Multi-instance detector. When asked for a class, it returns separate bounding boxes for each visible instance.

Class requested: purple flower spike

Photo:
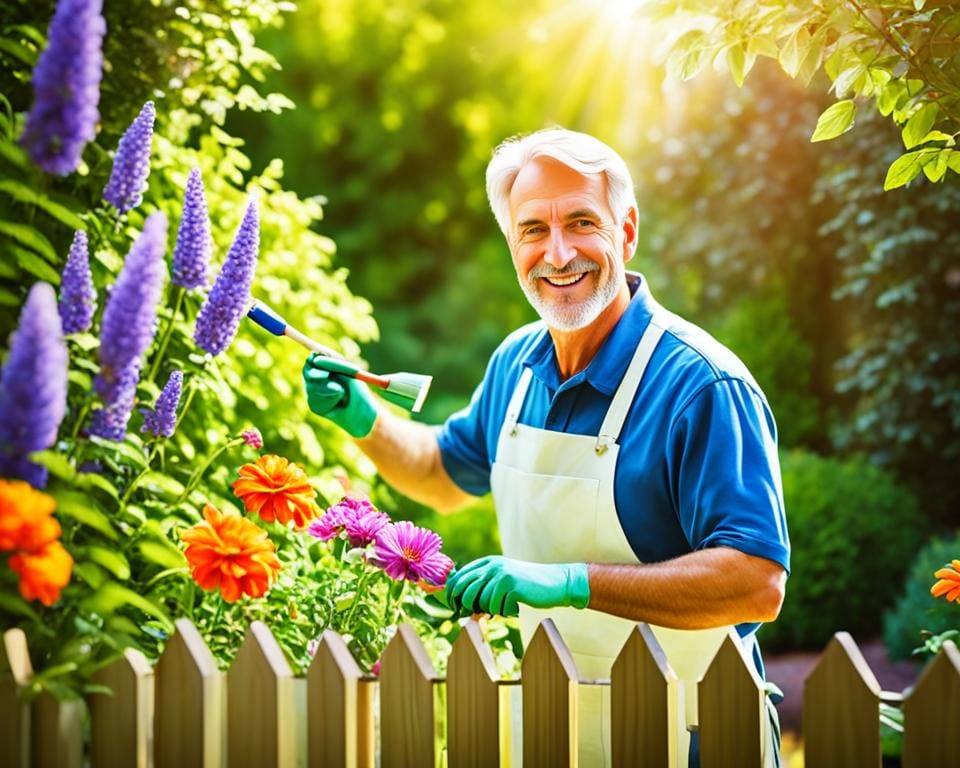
[103,101,156,214]
[194,199,259,356]
[370,521,454,585]
[59,230,96,334]
[95,212,167,404]
[172,168,211,290]
[141,369,183,439]
[89,362,140,441]
[0,283,69,488]
[20,0,105,175]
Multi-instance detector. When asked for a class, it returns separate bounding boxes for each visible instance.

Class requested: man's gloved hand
[445,555,590,617]
[302,354,377,438]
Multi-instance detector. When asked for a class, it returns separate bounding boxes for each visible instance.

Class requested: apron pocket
[491,462,600,563]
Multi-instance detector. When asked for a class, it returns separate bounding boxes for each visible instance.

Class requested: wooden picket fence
[1,617,958,767]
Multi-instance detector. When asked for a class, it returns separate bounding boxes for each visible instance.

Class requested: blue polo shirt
[437,271,790,586]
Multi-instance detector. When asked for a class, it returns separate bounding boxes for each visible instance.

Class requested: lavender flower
[370,521,454,586]
[0,283,68,488]
[141,369,183,438]
[172,168,212,290]
[96,212,167,387]
[20,0,105,175]
[58,230,96,333]
[102,101,155,214]
[194,199,259,355]
[89,362,139,441]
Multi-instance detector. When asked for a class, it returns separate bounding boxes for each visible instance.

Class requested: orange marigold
[931,559,960,603]
[0,479,60,552]
[181,504,282,602]
[232,454,320,529]
[9,540,73,606]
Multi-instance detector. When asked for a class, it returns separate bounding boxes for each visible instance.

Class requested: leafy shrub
[883,531,960,661]
[760,449,925,651]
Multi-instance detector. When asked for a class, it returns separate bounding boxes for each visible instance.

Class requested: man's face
[507,156,634,331]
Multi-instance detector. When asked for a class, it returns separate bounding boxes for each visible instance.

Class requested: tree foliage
[648,0,960,188]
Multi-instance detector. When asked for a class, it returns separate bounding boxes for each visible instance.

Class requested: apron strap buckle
[594,435,615,455]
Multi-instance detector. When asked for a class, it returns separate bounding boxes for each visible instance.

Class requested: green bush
[760,450,925,651]
[883,531,960,661]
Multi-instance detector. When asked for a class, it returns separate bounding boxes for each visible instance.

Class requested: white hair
[485,127,638,240]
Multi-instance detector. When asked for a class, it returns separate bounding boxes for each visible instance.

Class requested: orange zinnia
[232,454,320,529]
[9,540,73,606]
[181,504,282,602]
[931,559,960,603]
[0,479,61,552]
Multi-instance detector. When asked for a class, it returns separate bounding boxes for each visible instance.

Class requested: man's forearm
[354,407,476,513]
[586,547,786,629]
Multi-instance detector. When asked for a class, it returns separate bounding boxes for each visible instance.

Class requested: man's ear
[621,206,638,262]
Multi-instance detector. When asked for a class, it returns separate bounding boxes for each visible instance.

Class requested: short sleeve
[667,378,791,573]
[435,379,494,496]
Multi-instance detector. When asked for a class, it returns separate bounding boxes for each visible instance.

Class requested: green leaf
[877,81,905,117]
[0,180,87,230]
[72,561,106,589]
[0,220,58,262]
[833,64,867,98]
[29,450,77,482]
[947,151,960,175]
[919,131,954,144]
[922,150,950,182]
[884,150,935,190]
[914,0,926,9]
[727,42,747,87]
[89,436,148,468]
[902,102,939,149]
[0,136,28,169]
[138,539,187,570]
[0,590,44,622]
[779,26,810,79]
[75,471,120,501]
[666,29,709,82]
[84,547,131,580]
[79,582,174,633]
[746,35,779,60]
[138,471,186,501]
[52,490,119,541]
[0,37,37,67]
[13,246,60,283]
[811,100,857,143]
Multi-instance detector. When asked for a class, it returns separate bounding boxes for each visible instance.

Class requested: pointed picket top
[227,621,296,768]
[804,632,881,768]
[307,629,366,768]
[380,623,440,768]
[1,629,32,768]
[611,623,677,768]
[698,629,764,768]
[522,619,579,768]
[447,620,503,767]
[903,639,960,767]
[154,618,223,768]
[89,648,154,768]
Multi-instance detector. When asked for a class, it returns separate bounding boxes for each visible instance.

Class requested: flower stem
[344,568,372,631]
[147,286,185,385]
[175,436,243,504]
[119,440,162,507]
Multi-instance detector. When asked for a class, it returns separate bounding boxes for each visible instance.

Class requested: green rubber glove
[445,556,590,617]
[302,354,377,438]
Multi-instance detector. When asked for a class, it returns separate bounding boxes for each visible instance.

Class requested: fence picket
[1,628,32,768]
[308,629,371,768]
[902,639,960,767]
[89,648,154,768]
[698,629,764,768]
[522,619,579,768]
[227,621,298,767]
[803,632,881,768]
[154,618,224,768]
[31,692,84,768]
[611,623,676,768]
[380,622,441,768]
[447,619,503,767]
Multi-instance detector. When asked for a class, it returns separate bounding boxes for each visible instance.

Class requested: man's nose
[544,226,577,268]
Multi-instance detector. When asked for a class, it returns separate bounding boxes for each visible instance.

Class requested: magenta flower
[345,511,391,548]
[307,507,347,541]
[241,428,263,449]
[307,496,382,542]
[370,521,454,586]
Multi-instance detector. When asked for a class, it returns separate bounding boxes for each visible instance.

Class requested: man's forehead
[509,156,608,218]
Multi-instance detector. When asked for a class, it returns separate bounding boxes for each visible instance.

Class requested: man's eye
[524,226,545,236]
[575,219,594,228]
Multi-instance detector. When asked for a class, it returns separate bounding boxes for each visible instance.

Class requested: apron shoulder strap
[503,366,534,437]
[595,309,670,454]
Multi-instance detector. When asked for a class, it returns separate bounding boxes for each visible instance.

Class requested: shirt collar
[522,272,660,396]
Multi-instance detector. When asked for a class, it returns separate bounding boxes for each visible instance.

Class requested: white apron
[489,310,778,767]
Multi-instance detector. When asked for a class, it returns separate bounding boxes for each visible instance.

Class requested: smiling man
[303,128,790,767]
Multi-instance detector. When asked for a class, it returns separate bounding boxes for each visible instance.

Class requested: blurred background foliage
[1,0,957,661]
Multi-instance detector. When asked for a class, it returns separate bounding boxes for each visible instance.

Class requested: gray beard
[521,257,622,331]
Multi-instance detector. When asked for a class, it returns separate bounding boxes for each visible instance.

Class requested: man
[303,128,789,767]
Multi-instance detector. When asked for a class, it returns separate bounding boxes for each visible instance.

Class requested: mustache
[527,257,600,282]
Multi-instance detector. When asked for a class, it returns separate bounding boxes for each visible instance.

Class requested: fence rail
[1,618,958,767]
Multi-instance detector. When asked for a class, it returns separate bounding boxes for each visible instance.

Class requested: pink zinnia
[371,521,454,586]
[307,496,379,542]
[344,511,391,548]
